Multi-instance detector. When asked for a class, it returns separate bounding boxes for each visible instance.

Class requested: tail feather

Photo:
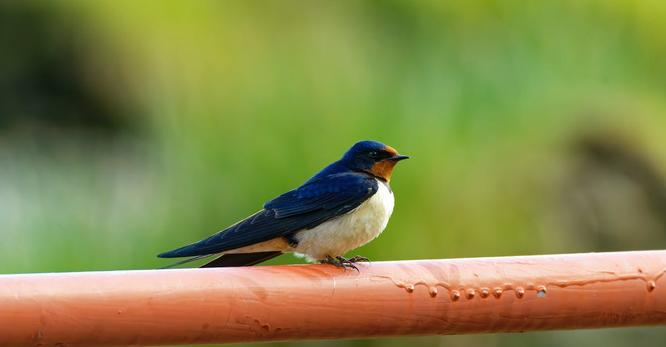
[160,254,215,269]
[201,251,283,268]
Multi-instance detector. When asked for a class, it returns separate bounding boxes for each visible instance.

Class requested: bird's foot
[336,256,365,271]
[320,256,359,271]
[320,255,342,267]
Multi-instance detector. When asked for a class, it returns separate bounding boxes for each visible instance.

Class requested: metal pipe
[1,250,665,346]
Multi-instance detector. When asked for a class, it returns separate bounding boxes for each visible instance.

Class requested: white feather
[292,180,394,262]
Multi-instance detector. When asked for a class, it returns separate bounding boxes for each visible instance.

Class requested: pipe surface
[0,250,665,346]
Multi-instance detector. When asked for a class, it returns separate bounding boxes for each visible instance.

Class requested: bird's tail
[159,254,215,269]
[200,252,283,268]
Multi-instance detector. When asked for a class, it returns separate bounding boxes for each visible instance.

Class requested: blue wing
[158,172,378,258]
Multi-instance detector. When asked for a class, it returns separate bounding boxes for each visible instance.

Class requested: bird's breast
[293,180,394,261]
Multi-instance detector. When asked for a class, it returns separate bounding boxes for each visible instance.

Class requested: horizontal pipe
[0,250,665,346]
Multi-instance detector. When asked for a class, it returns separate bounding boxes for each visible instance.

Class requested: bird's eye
[368,151,379,158]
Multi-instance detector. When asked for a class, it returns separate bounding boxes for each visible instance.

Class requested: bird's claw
[320,256,359,271]
[335,256,360,271]
[319,255,350,271]
[320,255,371,271]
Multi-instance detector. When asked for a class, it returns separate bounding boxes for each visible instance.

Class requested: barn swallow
[158,140,409,269]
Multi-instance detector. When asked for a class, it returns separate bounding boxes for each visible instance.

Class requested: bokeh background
[2,1,666,346]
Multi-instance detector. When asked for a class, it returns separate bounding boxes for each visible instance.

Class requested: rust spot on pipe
[372,276,454,297]
[647,280,657,292]
[515,287,525,298]
[403,283,415,293]
[428,287,438,297]
[480,288,490,298]
[378,266,666,300]
[493,288,503,298]
[546,267,666,292]
[451,290,461,301]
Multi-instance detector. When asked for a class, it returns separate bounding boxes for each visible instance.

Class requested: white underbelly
[292,181,394,261]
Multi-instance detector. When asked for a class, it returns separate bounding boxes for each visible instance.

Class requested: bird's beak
[387,154,410,161]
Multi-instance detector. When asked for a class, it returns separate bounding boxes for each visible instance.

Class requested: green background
[1,1,665,346]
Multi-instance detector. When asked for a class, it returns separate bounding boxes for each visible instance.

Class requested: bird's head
[341,140,409,182]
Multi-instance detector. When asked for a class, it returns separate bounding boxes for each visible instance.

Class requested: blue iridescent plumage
[158,140,408,267]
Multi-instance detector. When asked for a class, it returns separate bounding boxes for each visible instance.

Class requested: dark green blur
[1,1,665,346]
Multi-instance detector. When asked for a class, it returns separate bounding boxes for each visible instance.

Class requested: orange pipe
[0,250,665,346]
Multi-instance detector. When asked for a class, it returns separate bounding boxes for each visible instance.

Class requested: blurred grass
[1,1,666,346]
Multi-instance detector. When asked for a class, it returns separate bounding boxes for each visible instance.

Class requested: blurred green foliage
[1,1,665,346]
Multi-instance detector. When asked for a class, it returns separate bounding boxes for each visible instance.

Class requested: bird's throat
[367,160,398,182]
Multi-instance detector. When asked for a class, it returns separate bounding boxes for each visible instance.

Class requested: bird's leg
[321,255,345,268]
[320,256,359,271]
[334,256,360,271]
[320,256,364,271]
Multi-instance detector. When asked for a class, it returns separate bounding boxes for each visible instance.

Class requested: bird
[158,140,409,269]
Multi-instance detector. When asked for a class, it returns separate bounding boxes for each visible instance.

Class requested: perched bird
[158,140,409,269]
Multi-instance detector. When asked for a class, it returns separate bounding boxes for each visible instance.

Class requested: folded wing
[158,172,378,258]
